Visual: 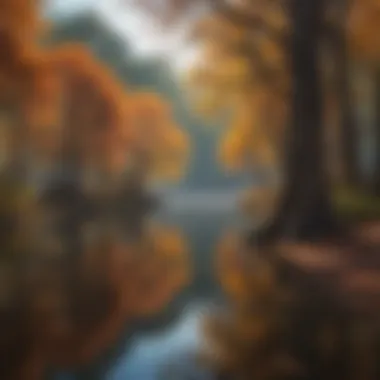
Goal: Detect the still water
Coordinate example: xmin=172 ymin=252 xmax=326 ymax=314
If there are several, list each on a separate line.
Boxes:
xmin=52 ymin=192 xmax=245 ymax=380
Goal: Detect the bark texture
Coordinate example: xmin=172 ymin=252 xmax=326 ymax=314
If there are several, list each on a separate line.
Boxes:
xmin=252 ymin=0 xmax=338 ymax=245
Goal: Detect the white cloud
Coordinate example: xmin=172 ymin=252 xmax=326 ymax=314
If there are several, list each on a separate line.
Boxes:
xmin=46 ymin=0 xmax=202 ymax=72
xmin=94 ymin=0 xmax=200 ymax=72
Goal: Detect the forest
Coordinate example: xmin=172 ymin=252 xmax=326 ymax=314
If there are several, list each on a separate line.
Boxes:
xmin=1 ymin=0 xmax=380 ymax=379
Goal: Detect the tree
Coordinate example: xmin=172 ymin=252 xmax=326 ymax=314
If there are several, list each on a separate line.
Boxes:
xmin=38 ymin=42 xmax=190 ymax=243
xmin=181 ymin=7 xmax=289 ymax=225
xmin=127 ymin=91 xmax=190 ymax=182
xmin=0 ymin=2 xmax=191 ymax=378
xmin=185 ymin=4 xmax=289 ymax=169
xmin=37 ymin=41 xmax=191 ymax=369
xmin=136 ymin=0 xmax=337 ymax=242
xmin=324 ymin=0 xmax=361 ymax=188
xmin=347 ymin=0 xmax=380 ymax=196
xmin=260 ymin=0 xmax=337 ymax=242
xmin=374 ymin=71 xmax=380 ymax=195
xmin=0 ymin=0 xmax=56 ymax=177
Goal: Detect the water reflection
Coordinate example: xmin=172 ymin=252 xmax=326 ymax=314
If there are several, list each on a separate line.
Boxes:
xmin=52 ymin=192 xmax=243 ymax=380
xmin=108 ymin=302 xmax=216 ymax=380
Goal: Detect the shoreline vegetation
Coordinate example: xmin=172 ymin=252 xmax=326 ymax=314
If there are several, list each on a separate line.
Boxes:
xmin=1 ymin=1 xmax=380 ymax=380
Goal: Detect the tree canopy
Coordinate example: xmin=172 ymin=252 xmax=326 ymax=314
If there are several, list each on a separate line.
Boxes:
xmin=0 ymin=2 xmax=191 ymax=378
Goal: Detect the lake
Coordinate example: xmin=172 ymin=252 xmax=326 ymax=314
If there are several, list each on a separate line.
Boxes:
xmin=51 ymin=191 xmax=246 ymax=380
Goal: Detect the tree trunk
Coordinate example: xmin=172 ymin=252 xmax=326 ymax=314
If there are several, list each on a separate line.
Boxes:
xmin=252 ymin=0 xmax=338 ymax=245
xmin=333 ymin=24 xmax=361 ymax=187
xmin=373 ymin=70 xmax=380 ymax=196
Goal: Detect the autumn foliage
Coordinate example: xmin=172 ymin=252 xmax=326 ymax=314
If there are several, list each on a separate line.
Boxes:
xmin=0 ymin=0 xmax=189 ymax=179
xmin=131 ymin=1 xmax=380 ymax=379
xmin=127 ymin=92 xmax=190 ymax=180
xmin=199 ymin=232 xmax=299 ymax=379
xmin=0 ymin=2 xmax=190 ymax=379
xmin=25 ymin=225 xmax=189 ymax=369
xmin=348 ymin=0 xmax=380 ymax=63
xmin=184 ymin=2 xmax=290 ymax=172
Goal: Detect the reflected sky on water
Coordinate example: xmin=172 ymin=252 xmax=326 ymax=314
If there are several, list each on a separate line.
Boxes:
xmin=52 ymin=192 xmax=244 ymax=380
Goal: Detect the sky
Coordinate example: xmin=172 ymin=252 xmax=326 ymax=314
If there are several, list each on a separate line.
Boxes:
xmin=44 ymin=0 xmax=202 ymax=71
